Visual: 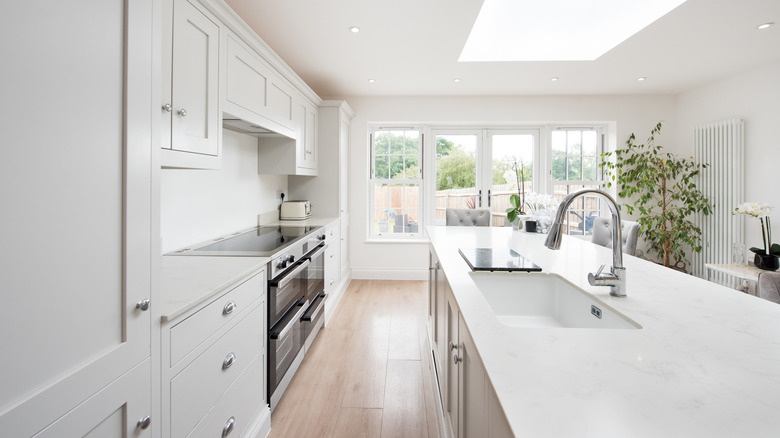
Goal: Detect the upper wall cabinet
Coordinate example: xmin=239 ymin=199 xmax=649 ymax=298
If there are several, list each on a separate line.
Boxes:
xmin=224 ymin=33 xmax=296 ymax=139
xmin=161 ymin=0 xmax=221 ymax=169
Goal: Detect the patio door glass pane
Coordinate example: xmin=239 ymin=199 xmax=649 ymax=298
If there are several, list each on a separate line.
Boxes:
xmin=490 ymin=134 xmax=534 ymax=227
xmin=434 ymin=134 xmax=478 ymax=225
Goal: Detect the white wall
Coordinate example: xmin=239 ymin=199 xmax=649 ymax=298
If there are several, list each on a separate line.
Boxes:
xmin=677 ymin=60 xmax=780 ymax=254
xmin=160 ymin=129 xmax=287 ymax=253
xmin=344 ymin=95 xmax=678 ymax=279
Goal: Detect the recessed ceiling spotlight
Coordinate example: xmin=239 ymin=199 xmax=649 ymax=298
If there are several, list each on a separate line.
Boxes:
xmin=453 ymin=78 xmax=462 ymax=83
xmin=349 ymin=26 xmax=361 ymax=33
xmin=757 ymin=22 xmax=774 ymax=30
xmin=368 ymin=79 xmax=375 ymax=83
xmin=637 ymin=77 xmax=647 ymax=81
xmin=551 ymin=77 xmax=559 ymax=82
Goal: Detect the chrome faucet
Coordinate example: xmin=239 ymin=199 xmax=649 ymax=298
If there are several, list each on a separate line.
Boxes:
xmin=544 ymin=188 xmax=627 ymax=297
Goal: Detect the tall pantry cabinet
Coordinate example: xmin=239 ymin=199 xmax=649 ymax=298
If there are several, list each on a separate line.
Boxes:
xmin=0 ymin=0 xmax=156 ymax=436
xmin=289 ymin=101 xmax=354 ymax=318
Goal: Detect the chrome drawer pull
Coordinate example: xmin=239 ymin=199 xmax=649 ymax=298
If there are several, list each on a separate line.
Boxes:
xmin=222 ymin=300 xmax=236 ymax=315
xmin=136 ymin=416 xmax=151 ymax=430
xmin=222 ymin=416 xmax=236 ymax=437
xmin=222 ymin=352 xmax=236 ymax=370
xmin=453 ymin=353 xmax=462 ymax=365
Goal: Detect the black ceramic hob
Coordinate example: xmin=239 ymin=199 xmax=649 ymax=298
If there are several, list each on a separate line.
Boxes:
xmin=458 ymin=248 xmax=542 ymax=272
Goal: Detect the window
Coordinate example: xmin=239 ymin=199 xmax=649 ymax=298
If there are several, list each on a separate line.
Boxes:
xmin=551 ymin=128 xmax=605 ymax=235
xmin=432 ymin=130 xmax=538 ymax=226
xmin=369 ymin=128 xmax=423 ymax=238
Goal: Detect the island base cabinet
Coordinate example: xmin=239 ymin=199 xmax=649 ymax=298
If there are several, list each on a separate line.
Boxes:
xmin=429 ymin=243 xmax=514 ymax=438
xmin=33 ymin=359 xmax=151 ymax=438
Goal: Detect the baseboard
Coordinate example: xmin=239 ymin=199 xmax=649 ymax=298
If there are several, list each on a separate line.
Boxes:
xmin=248 ymin=405 xmax=271 ymax=438
xmin=351 ymin=267 xmax=428 ymax=280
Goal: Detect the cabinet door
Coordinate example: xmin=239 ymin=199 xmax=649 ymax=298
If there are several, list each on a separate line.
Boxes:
xmin=169 ymin=0 xmax=220 ymax=156
xmin=33 ymin=360 xmax=152 ymax=438
xmin=301 ymin=104 xmax=318 ymax=170
xmin=444 ymin=285 xmax=459 ymax=438
xmin=458 ymin=317 xmax=489 ymax=438
xmin=0 ymin=0 xmax=154 ymax=435
xmin=225 ymin=34 xmax=274 ymax=121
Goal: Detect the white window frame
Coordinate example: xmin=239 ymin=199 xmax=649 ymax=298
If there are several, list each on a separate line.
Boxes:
xmin=368 ymin=126 xmax=425 ymax=240
xmin=548 ymin=126 xmax=607 ymax=236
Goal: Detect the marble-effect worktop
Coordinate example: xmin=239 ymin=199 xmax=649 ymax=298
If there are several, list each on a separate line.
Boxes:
xmin=427 ymin=226 xmax=780 ymax=437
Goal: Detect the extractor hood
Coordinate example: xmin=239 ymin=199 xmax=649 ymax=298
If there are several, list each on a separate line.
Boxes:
xmin=223 ymin=117 xmax=280 ymax=137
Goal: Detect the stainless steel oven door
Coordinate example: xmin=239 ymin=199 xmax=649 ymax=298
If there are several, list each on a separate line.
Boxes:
xmin=268 ymin=300 xmax=307 ymax=409
xmin=268 ymin=258 xmax=309 ymax=326
xmin=303 ymin=243 xmax=326 ymax=303
xmin=302 ymin=292 xmax=326 ymax=353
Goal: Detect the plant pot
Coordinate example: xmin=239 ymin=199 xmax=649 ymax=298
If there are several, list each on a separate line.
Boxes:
xmin=754 ymin=253 xmax=779 ymax=271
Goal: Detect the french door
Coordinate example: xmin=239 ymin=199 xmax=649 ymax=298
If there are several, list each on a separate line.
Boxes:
xmin=431 ymin=129 xmax=539 ymax=226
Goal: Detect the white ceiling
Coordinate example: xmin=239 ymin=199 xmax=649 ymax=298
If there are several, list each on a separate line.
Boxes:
xmin=224 ymin=0 xmax=780 ymax=97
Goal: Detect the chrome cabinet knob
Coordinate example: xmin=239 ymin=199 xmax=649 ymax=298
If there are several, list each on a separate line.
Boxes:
xmin=222 ymin=300 xmax=236 ymax=315
xmin=453 ymin=353 xmax=462 ymax=365
xmin=222 ymin=352 xmax=236 ymax=370
xmin=449 ymin=342 xmax=458 ymax=351
xmin=162 ymin=103 xmax=172 ymax=112
xmin=136 ymin=416 xmax=151 ymax=430
xmin=178 ymin=108 xmax=187 ymax=117
xmin=135 ymin=299 xmax=150 ymax=311
xmin=222 ymin=416 xmax=236 ymax=437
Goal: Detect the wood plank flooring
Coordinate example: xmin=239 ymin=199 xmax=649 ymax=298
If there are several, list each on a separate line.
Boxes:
xmin=268 ymin=280 xmax=441 ymax=438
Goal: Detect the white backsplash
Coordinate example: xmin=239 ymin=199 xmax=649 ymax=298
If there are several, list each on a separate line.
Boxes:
xmin=160 ymin=129 xmax=286 ymax=253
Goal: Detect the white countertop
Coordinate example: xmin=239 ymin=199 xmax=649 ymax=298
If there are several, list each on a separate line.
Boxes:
xmin=160 ymin=256 xmax=268 ymax=322
xmin=427 ymin=226 xmax=780 ymax=437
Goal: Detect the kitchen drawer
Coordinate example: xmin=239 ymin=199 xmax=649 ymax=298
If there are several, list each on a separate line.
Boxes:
xmin=170 ymin=270 xmax=264 ymax=366
xmin=170 ymin=304 xmax=263 ymax=438
xmin=187 ymin=351 xmax=264 ymax=438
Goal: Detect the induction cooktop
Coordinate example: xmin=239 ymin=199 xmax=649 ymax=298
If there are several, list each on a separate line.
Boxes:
xmin=458 ymin=248 xmax=542 ymax=272
xmin=170 ymin=225 xmax=321 ymax=256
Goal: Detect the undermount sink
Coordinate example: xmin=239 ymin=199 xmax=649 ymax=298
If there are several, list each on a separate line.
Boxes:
xmin=468 ymin=272 xmax=641 ymax=329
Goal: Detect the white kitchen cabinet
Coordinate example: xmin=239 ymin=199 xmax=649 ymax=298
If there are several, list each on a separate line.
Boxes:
xmin=161 ymin=0 xmax=221 ymax=169
xmin=289 ymin=101 xmax=353 ymax=275
xmin=0 ymin=0 xmax=155 ymax=435
xmin=161 ymin=269 xmax=269 ymax=438
xmin=324 ymin=222 xmax=341 ymax=296
xmin=299 ymin=101 xmax=319 ymax=171
xmin=223 ymin=32 xmax=296 ymax=139
xmin=428 ymin=245 xmax=512 ymax=438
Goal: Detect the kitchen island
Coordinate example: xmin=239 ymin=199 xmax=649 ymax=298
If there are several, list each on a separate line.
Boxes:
xmin=427 ymin=225 xmax=780 ymax=437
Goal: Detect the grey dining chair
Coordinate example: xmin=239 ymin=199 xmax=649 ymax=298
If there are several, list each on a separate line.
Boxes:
xmin=757 ymin=271 xmax=780 ymax=304
xmin=445 ymin=208 xmax=491 ymax=226
xmin=591 ymin=217 xmax=641 ymax=256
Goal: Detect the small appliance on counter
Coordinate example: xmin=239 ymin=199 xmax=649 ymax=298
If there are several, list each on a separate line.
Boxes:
xmin=280 ymin=200 xmax=311 ymax=220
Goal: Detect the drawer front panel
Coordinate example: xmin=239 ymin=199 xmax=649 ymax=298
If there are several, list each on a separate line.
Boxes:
xmin=170 ymin=305 xmax=263 ymax=438
xmin=187 ymin=352 xmax=265 ymax=438
xmin=170 ymin=271 xmax=264 ymax=366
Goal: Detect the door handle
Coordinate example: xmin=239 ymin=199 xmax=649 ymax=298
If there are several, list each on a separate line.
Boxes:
xmin=478 ymin=189 xmax=482 ymax=207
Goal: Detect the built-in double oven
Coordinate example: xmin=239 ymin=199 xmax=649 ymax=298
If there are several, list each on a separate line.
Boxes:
xmin=267 ymin=232 xmax=327 ymax=409
xmin=168 ymin=224 xmax=328 ymax=410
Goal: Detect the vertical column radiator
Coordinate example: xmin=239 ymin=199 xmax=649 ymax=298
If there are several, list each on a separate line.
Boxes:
xmin=692 ymin=118 xmax=744 ymax=287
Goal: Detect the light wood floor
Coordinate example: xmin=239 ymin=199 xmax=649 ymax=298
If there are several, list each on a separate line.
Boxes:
xmin=268 ymin=280 xmax=441 ymax=438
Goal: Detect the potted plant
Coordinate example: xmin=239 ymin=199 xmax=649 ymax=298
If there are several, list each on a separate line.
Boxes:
xmin=504 ymin=159 xmax=530 ymax=229
xmin=733 ymin=202 xmax=779 ymax=270
xmin=600 ymin=122 xmax=713 ymax=270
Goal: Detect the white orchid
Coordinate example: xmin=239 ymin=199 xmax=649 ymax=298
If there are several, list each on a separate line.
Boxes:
xmin=524 ymin=192 xmax=559 ymax=214
xmin=503 ymin=169 xmax=517 ymax=190
xmin=733 ymin=202 xmax=773 ymax=218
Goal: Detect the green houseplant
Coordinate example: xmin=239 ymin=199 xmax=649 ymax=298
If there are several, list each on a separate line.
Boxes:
xmin=600 ymin=122 xmax=713 ymax=269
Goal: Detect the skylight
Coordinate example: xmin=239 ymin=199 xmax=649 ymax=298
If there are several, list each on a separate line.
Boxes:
xmin=459 ymin=0 xmax=687 ymax=62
